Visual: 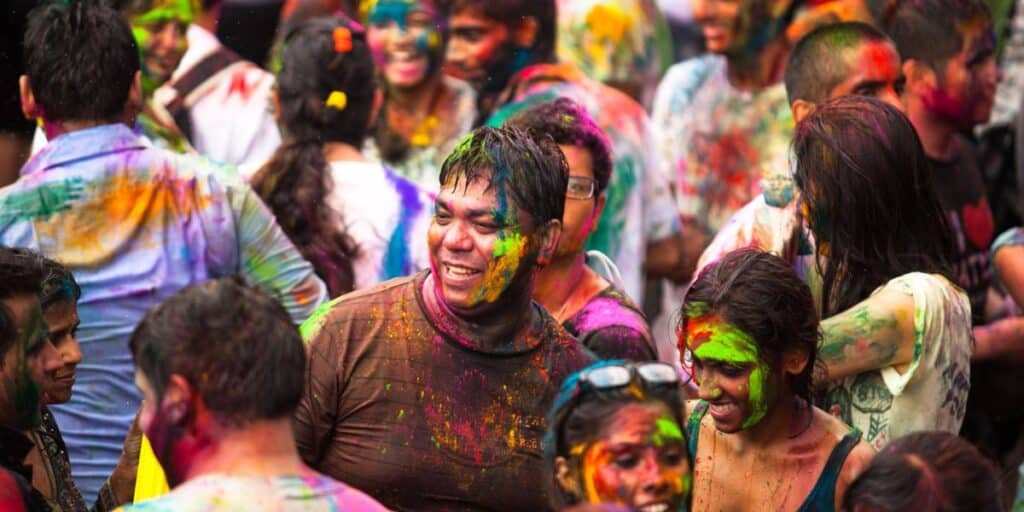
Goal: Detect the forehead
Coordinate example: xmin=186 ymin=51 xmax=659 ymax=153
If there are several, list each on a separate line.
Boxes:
xmin=449 ymin=6 xmax=502 ymax=29
xmin=131 ymin=0 xmax=195 ymax=24
xmin=370 ymin=0 xmax=439 ymax=18
xmin=685 ymin=313 xmax=759 ymax=362
xmin=955 ymin=14 xmax=995 ymax=53
xmin=827 ymin=41 xmax=901 ymax=94
xmin=600 ymin=402 xmax=679 ymax=441
xmin=558 ymin=145 xmax=595 ymax=178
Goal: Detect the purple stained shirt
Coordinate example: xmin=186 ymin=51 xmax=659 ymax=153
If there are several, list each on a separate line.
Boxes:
xmin=562 ymin=286 xmax=657 ymax=361
xmin=0 ymin=123 xmax=327 ymax=501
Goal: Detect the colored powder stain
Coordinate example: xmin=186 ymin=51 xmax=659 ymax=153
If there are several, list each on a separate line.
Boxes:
xmin=369 ymin=0 xmax=415 ymax=31
xmin=386 ymin=383 xmax=392 ymax=392
xmin=651 ymin=416 xmax=683 ymax=447
xmin=380 ymin=168 xmax=427 ymax=281
xmin=470 ymin=230 xmax=526 ymax=304
xmin=573 ymin=297 xmax=648 ymax=333
xmin=581 ymin=442 xmax=614 ymax=503
xmin=688 ymin=312 xmax=769 ymax=430
xmin=299 ymin=299 xmax=337 ymax=341
xmin=397 ymin=409 xmax=405 ymax=420
xmin=132 ymin=1 xmax=197 ymax=25
xmin=0 ymin=178 xmax=84 ymax=224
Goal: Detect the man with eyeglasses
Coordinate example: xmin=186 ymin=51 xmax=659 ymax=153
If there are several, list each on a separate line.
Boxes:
xmin=509 ymin=99 xmax=656 ymax=362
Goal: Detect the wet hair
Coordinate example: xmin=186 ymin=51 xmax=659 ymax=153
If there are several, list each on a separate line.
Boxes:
xmin=680 ymin=248 xmax=820 ymax=402
xmin=785 ymin=22 xmax=894 ymax=104
xmin=446 ymin=0 xmax=557 ymax=61
xmin=39 ymin=257 xmax=80 ymax=311
xmin=506 ymin=98 xmax=612 ymax=195
xmin=128 ymin=276 xmax=306 ymax=427
xmin=545 ymin=359 xmax=687 ymax=509
xmin=439 ymin=126 xmax=568 ymax=225
xmin=792 ymin=96 xmax=954 ymax=316
xmin=0 ymin=247 xmax=45 ymax=359
xmin=22 ymin=0 xmax=140 ymax=123
xmin=251 ymin=16 xmax=371 ymax=297
xmin=884 ymin=0 xmax=991 ymax=72
xmin=842 ymin=431 xmax=1002 ymax=511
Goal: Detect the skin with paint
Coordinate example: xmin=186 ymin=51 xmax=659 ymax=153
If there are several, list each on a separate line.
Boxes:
xmin=560 ymin=402 xmax=691 ymax=511
xmin=558 ymin=145 xmax=606 ymax=256
xmin=690 ymin=0 xmax=791 ymax=89
xmin=0 ymin=295 xmax=61 ymax=430
xmin=127 ymin=0 xmax=194 ymax=95
xmin=367 ymin=0 xmax=445 ymax=90
xmin=923 ymin=14 xmax=998 ymax=131
xmin=793 ymin=40 xmax=906 ymax=122
xmin=681 ymin=309 xmax=874 ymax=511
xmin=40 ymin=299 xmax=81 ymax=405
xmin=428 ymin=172 xmax=556 ymax=318
xmin=445 ymin=11 xmax=514 ymax=90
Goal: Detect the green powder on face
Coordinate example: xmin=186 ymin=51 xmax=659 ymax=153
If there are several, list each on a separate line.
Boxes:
xmin=689 ymin=314 xmax=770 ymax=429
xmin=470 ymin=230 xmax=526 ymax=304
xmin=652 ymin=416 xmax=684 ymax=447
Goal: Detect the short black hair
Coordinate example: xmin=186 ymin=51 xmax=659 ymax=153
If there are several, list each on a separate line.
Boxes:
xmin=884 ymin=0 xmax=991 ymax=72
xmin=23 ymin=1 xmax=140 ymax=123
xmin=0 ymin=247 xmax=45 ymax=358
xmin=680 ymin=248 xmax=820 ymax=402
xmin=129 ymin=277 xmax=307 ymax=427
xmin=447 ymin=0 xmax=557 ymax=61
xmin=844 ymin=431 xmax=1002 ymax=511
xmin=39 ymin=257 xmax=80 ymax=310
xmin=785 ymin=22 xmax=894 ymax=104
xmin=506 ymin=98 xmax=613 ymax=195
xmin=439 ymin=126 xmax=569 ymax=225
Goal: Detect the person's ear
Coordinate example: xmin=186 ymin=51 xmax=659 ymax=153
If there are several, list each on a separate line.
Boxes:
xmin=161 ymin=374 xmax=195 ymax=427
xmin=782 ymin=347 xmax=810 ymax=377
xmin=512 ymin=17 xmax=539 ymax=49
xmin=19 ymin=75 xmax=41 ymax=121
xmin=554 ymin=456 xmax=584 ymax=502
xmin=124 ymin=71 xmax=145 ymax=124
xmin=536 ymin=218 xmax=562 ymax=266
xmin=790 ymin=99 xmax=815 ymax=123
xmin=903 ymin=59 xmax=937 ymax=96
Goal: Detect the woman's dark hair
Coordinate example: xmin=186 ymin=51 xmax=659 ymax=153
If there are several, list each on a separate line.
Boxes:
xmin=0 ymin=247 xmax=46 ymax=357
xmin=792 ymin=95 xmax=954 ymax=316
xmin=23 ymin=0 xmax=140 ymax=123
xmin=39 ymin=257 xmax=80 ymax=310
xmin=843 ymin=431 xmax=1002 ymax=511
xmin=129 ymin=276 xmax=307 ymax=427
xmin=507 ymin=98 xmax=612 ymax=195
xmin=679 ymin=248 xmax=821 ymax=402
xmin=544 ymin=360 xmax=687 ymax=509
xmin=251 ymin=16 xmax=372 ymax=297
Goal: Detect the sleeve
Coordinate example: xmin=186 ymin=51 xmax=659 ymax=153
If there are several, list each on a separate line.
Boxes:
xmin=879 ymin=273 xmax=971 ymax=396
xmin=640 ymin=117 xmax=682 ymax=244
xmin=991 ymin=227 xmax=1024 ymax=256
xmin=224 ymin=178 xmax=328 ymax=324
xmin=579 ymin=325 xmax=657 ymax=362
xmin=294 ymin=304 xmax=343 ymax=468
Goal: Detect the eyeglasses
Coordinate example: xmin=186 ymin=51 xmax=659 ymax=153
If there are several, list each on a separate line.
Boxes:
xmin=578 ymin=362 xmax=683 ymax=391
xmin=566 ymin=176 xmax=597 ymax=200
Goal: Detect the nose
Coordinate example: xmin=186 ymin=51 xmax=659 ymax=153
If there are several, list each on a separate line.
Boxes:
xmin=639 ymin=453 xmax=672 ymax=498
xmin=155 ymin=23 xmax=183 ymax=51
xmin=441 ymin=221 xmax=473 ymax=252
xmin=696 ymin=372 xmax=722 ymax=401
xmin=64 ymin=338 xmax=83 ymax=366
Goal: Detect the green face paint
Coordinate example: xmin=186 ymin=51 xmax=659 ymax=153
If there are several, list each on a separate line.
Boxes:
xmin=468 ymin=229 xmax=526 ymax=305
xmin=129 ymin=0 xmax=195 ymax=96
xmin=651 ymin=416 xmax=684 ymax=447
xmin=131 ymin=0 xmax=196 ymax=26
xmin=686 ymin=308 xmax=770 ymax=429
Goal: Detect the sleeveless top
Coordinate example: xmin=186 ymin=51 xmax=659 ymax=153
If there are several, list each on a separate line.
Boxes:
xmin=686 ymin=401 xmax=861 ymax=512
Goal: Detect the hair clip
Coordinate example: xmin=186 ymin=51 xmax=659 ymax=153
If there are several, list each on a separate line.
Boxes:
xmin=334 ymin=27 xmax=353 ymax=52
xmin=325 ymin=90 xmax=348 ymax=111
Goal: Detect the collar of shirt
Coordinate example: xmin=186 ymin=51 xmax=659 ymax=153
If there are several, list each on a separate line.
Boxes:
xmin=22 ymin=123 xmax=148 ymax=175
xmin=0 ymin=424 xmax=35 ymax=482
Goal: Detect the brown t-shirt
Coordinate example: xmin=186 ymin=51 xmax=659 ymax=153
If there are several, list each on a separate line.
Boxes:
xmin=294 ymin=271 xmax=595 ymax=511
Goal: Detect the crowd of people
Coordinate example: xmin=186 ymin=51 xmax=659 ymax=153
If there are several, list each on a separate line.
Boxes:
xmin=0 ymin=0 xmax=1022 ymax=510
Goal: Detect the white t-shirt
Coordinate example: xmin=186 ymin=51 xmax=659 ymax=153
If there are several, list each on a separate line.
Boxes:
xmin=823 ymin=272 xmax=973 ymax=450
xmin=327 ymin=161 xmax=434 ymax=290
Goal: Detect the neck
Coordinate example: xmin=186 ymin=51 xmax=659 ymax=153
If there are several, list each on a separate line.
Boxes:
xmin=422 ymin=272 xmax=535 ymax=351
xmin=196 ymin=8 xmax=219 ymax=34
xmin=734 ymin=394 xmax=807 ymax=446
xmin=323 ymin=141 xmax=366 ymax=163
xmin=724 ymin=39 xmax=789 ymax=91
xmin=388 ymin=73 xmax=443 ymax=115
xmin=41 ymin=119 xmax=111 ymax=140
xmin=907 ymin=97 xmax=958 ymax=160
xmin=534 ymin=252 xmax=589 ymax=322
xmin=183 ymin=419 xmax=304 ymax=481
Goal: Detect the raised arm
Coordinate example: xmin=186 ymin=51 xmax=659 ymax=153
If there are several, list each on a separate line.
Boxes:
xmin=816 ymin=288 xmax=917 ymax=383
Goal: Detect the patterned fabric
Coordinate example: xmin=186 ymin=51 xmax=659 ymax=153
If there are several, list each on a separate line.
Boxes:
xmin=487 ymin=63 xmax=681 ymax=302
xmin=30 ymin=408 xmax=121 ymax=512
xmin=117 ymin=470 xmax=388 ymax=511
xmin=0 ymin=123 xmax=327 ymax=501
xmin=363 ymin=76 xmax=477 ymax=193
xmin=562 ymin=285 xmax=657 ymax=361
xmin=325 ymin=161 xmax=434 ymax=290
xmin=652 ymin=54 xmax=794 ymax=237
xmin=823 ymin=273 xmax=973 ymax=450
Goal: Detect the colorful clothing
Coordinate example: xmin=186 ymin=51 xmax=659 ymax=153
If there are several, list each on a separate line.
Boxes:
xmin=363 ymin=76 xmax=477 ymax=192
xmin=0 ymin=426 xmax=49 ymax=512
xmin=823 ymin=273 xmax=973 ymax=450
xmin=556 ymin=0 xmax=673 ymax=106
xmin=156 ymin=24 xmax=281 ymax=168
xmin=652 ymin=54 xmax=794 ymax=236
xmin=325 ymin=160 xmax=433 ymax=290
xmin=487 ymin=63 xmax=681 ymax=302
xmin=295 ymin=271 xmax=595 ymax=511
xmin=117 ymin=469 xmax=387 ymax=511
xmin=0 ymin=123 xmax=327 ymax=501
xmin=562 ymin=285 xmax=657 ymax=361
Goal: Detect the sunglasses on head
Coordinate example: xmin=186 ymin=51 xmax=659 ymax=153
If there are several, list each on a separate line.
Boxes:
xmin=578 ymin=362 xmax=683 ymax=391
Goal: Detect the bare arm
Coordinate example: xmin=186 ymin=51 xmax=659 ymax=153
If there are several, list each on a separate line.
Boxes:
xmin=994 ymin=245 xmax=1024 ymax=309
xmin=815 ymin=288 xmax=917 ymax=384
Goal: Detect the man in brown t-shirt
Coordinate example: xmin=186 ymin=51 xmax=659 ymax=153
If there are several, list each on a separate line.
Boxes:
xmin=294 ymin=126 xmax=596 ymax=511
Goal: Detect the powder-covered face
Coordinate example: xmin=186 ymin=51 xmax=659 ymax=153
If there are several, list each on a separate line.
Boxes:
xmin=925 ymin=14 xmax=998 ymax=129
xmin=692 ymin=0 xmax=790 ymax=56
xmin=557 ymin=145 xmax=602 ymax=256
xmin=573 ymin=402 xmax=691 ymax=510
xmin=41 ymin=299 xmax=81 ymax=405
xmin=367 ymin=0 xmax=445 ymax=89
xmin=428 ymin=171 xmax=539 ymax=315
xmin=129 ymin=0 xmax=194 ymax=94
xmin=683 ymin=306 xmax=773 ymax=433
xmin=445 ymin=9 xmax=528 ymax=93
xmin=0 ymin=295 xmax=59 ymax=430
xmin=827 ymin=40 xmax=905 ymax=112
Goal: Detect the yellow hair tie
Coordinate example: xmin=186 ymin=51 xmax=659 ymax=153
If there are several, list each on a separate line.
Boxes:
xmin=325 ymin=90 xmax=348 ymax=111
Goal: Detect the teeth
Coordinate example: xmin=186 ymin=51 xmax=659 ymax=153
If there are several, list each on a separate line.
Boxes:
xmin=445 ymin=265 xmax=476 ymax=277
xmin=641 ymin=505 xmax=668 ymax=512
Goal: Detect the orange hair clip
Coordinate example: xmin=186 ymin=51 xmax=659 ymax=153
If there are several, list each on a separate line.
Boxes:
xmin=333 ymin=27 xmax=353 ymax=53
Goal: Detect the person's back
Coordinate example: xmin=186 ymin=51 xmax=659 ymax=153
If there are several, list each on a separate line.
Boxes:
xmin=6 ymin=2 xmax=326 ymax=499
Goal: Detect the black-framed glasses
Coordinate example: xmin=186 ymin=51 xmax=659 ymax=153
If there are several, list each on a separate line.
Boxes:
xmin=566 ymin=176 xmax=597 ymax=200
